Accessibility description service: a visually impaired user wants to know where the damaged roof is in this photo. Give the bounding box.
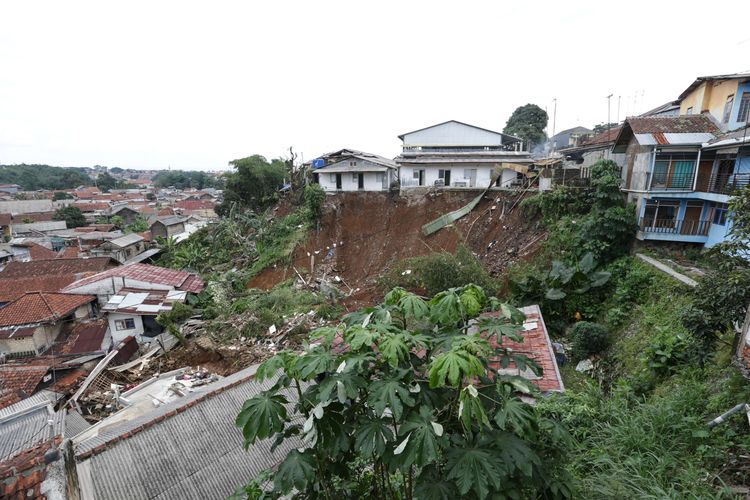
[613,115,720,151]
[62,263,204,294]
[0,275,80,303]
[102,287,187,315]
[74,365,302,500]
[0,366,50,411]
[478,305,564,394]
[0,292,95,327]
[0,257,117,280]
[62,319,109,355]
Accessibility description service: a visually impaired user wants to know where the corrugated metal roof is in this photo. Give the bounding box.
[0,400,62,462]
[107,233,144,248]
[633,132,714,146]
[75,365,304,499]
[65,410,91,438]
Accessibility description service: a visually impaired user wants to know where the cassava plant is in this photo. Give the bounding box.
[235,285,573,499]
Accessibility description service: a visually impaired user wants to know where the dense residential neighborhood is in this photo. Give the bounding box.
[2,46,750,500]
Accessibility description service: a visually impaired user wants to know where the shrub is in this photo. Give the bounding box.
[303,183,326,222]
[381,245,499,296]
[570,321,610,361]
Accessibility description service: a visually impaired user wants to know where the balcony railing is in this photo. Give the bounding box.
[705,173,750,195]
[639,218,711,236]
[650,172,695,190]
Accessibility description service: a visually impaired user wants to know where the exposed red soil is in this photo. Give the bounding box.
[247,190,546,298]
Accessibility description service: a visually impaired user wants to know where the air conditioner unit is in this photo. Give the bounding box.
[434,179,445,187]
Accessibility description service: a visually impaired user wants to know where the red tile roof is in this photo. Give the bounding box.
[63,263,204,293]
[0,365,48,410]
[174,200,214,210]
[74,202,110,212]
[0,257,116,279]
[157,207,175,216]
[56,246,82,259]
[0,276,80,303]
[15,242,58,261]
[12,212,55,223]
[0,213,11,226]
[480,305,564,393]
[0,293,95,327]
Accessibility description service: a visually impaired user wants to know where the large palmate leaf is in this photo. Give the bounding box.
[236,391,288,447]
[429,290,463,325]
[499,302,527,324]
[384,286,408,305]
[494,394,535,434]
[317,371,365,404]
[414,466,458,500]
[254,352,295,381]
[378,332,409,367]
[273,449,317,494]
[429,348,484,388]
[309,326,338,346]
[549,260,575,284]
[445,438,505,499]
[345,325,379,351]
[459,385,491,430]
[354,419,395,458]
[490,431,541,478]
[368,376,414,420]
[395,407,443,467]
[545,288,567,300]
[399,293,429,321]
[475,317,524,344]
[296,347,337,380]
[578,252,596,273]
[459,284,486,317]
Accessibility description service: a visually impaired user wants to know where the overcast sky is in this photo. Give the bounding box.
[1,1,749,171]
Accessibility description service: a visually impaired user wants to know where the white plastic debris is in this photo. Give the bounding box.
[575,359,594,372]
[268,324,277,335]
[401,269,412,276]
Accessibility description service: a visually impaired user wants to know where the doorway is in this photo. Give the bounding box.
[336,173,342,190]
[357,173,364,190]
[439,169,451,187]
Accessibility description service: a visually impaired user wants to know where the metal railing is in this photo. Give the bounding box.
[706,173,750,194]
[639,218,711,236]
[649,172,695,190]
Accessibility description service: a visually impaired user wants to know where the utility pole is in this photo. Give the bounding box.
[617,95,621,123]
[606,94,613,133]
[551,98,557,153]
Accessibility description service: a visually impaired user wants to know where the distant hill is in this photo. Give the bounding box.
[0,164,92,191]
[152,170,223,190]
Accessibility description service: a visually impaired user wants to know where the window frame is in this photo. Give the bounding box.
[738,93,750,123]
[114,318,136,331]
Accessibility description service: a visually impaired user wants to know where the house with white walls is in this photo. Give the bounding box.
[310,149,398,192]
[395,120,532,189]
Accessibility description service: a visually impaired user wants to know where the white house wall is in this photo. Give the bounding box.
[108,313,145,343]
[402,122,505,147]
[318,171,390,192]
[67,279,175,305]
[400,165,519,189]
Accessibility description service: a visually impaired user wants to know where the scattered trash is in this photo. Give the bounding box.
[575,359,594,373]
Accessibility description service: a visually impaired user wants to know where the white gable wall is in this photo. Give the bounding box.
[399,165,520,188]
[67,278,175,305]
[318,171,390,192]
[402,122,505,147]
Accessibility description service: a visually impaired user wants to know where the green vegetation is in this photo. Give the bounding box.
[124,216,149,234]
[53,205,87,228]
[236,285,573,499]
[380,245,498,297]
[96,171,132,192]
[0,164,90,190]
[503,104,548,149]
[52,191,73,200]
[216,155,288,216]
[152,170,223,190]
[303,183,326,223]
[569,321,609,362]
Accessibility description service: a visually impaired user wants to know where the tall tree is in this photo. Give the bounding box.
[216,155,286,216]
[53,205,87,228]
[504,104,548,151]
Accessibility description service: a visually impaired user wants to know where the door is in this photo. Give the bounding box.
[418,169,425,186]
[439,169,451,186]
[336,173,342,190]
[464,169,477,187]
[681,203,704,235]
[357,173,364,190]
[671,160,694,189]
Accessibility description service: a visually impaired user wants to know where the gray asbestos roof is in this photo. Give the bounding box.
[152,215,187,227]
[75,364,303,500]
[106,232,144,248]
[0,392,63,462]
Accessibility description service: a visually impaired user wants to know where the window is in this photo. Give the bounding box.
[349,161,357,167]
[686,106,694,115]
[712,203,728,225]
[375,173,385,182]
[115,318,136,331]
[738,93,750,123]
[329,173,336,182]
[412,170,420,179]
[722,95,734,123]
[352,173,358,182]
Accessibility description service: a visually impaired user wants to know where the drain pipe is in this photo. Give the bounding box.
[707,403,750,429]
